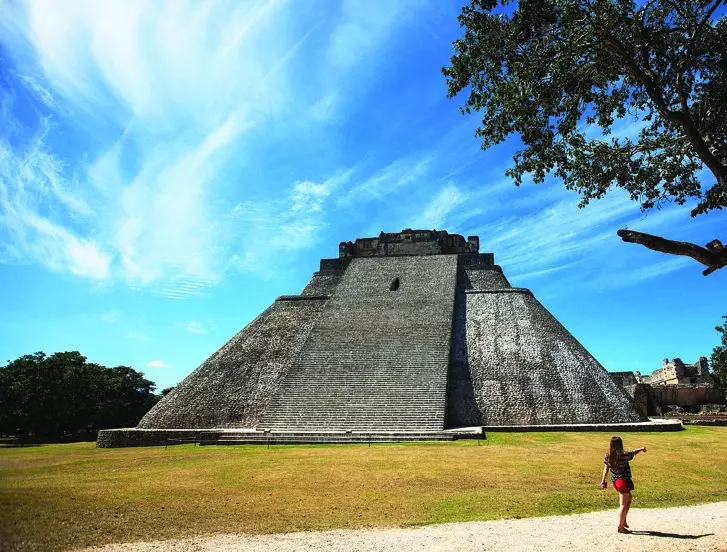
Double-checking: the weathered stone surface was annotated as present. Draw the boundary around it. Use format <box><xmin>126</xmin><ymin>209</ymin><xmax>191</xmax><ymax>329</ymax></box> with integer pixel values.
<box><xmin>463</xmin><ymin>266</ymin><xmax>511</xmax><ymax>290</ymax></box>
<box><xmin>624</xmin><ymin>383</ymin><xmax>725</xmax><ymax>416</ymax></box>
<box><xmin>447</xmin><ymin>267</ymin><xmax>646</xmax><ymax>426</ymax></box>
<box><xmin>138</xmin><ymin>298</ymin><xmax>326</xmax><ymax>429</ymax></box>
<box><xmin>609</xmin><ymin>371</ymin><xmax>639</xmax><ymax>388</ymax></box>
<box><xmin>301</xmin><ymin>269</ymin><xmax>345</xmax><ymax>296</ymax></box>
<box><xmin>339</xmin><ymin>229</ymin><xmax>478</xmax><ymax>258</ymax></box>
<box><xmin>259</xmin><ymin>255</ymin><xmax>459</xmax><ymax>430</ymax></box>
<box><xmin>638</xmin><ymin>357</ymin><xmax>713</xmax><ymax>385</ymax></box>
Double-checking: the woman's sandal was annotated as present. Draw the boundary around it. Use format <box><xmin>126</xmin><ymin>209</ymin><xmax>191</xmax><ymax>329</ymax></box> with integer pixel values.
<box><xmin>617</xmin><ymin>526</ymin><xmax>632</xmax><ymax>534</ymax></box>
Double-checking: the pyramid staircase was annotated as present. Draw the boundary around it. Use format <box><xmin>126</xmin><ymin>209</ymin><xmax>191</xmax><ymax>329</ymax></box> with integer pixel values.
<box><xmin>258</xmin><ymin>255</ymin><xmax>459</xmax><ymax>431</ymax></box>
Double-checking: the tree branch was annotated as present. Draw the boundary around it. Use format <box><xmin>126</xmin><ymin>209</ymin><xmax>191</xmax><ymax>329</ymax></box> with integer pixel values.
<box><xmin>617</xmin><ymin>229</ymin><xmax>727</xmax><ymax>275</ymax></box>
<box><xmin>699</xmin><ymin>1</ymin><xmax>724</xmax><ymax>29</ymax></box>
<box><xmin>591</xmin><ymin>19</ymin><xmax>727</xmax><ymax>185</ymax></box>
<box><xmin>662</xmin><ymin>0</ymin><xmax>690</xmax><ymax>20</ymax></box>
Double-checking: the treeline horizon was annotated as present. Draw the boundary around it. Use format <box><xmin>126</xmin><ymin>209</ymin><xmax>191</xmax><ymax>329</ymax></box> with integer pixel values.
<box><xmin>0</xmin><ymin>351</ymin><xmax>173</xmax><ymax>441</ymax></box>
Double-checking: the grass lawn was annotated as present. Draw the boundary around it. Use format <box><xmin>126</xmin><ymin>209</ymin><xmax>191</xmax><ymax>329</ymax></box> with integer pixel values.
<box><xmin>1</xmin><ymin>427</ymin><xmax>726</xmax><ymax>551</ymax></box>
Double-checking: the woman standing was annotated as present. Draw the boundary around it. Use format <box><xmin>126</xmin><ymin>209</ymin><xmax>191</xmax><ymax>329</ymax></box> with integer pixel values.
<box><xmin>600</xmin><ymin>436</ymin><xmax>647</xmax><ymax>533</ymax></box>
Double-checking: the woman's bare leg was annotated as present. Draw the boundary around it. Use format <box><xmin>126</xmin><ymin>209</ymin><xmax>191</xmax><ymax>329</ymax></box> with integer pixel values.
<box><xmin>623</xmin><ymin>492</ymin><xmax>632</xmax><ymax>527</ymax></box>
<box><xmin>618</xmin><ymin>492</ymin><xmax>629</xmax><ymax>531</ymax></box>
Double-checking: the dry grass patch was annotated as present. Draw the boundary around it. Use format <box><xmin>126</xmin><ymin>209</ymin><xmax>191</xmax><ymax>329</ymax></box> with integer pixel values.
<box><xmin>1</xmin><ymin>428</ymin><xmax>726</xmax><ymax>551</ymax></box>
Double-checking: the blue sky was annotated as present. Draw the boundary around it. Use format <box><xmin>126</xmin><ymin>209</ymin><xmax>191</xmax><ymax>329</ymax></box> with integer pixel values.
<box><xmin>0</xmin><ymin>0</ymin><xmax>725</xmax><ymax>391</ymax></box>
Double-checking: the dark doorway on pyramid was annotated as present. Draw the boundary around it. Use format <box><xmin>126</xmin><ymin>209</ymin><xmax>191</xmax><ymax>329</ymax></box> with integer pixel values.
<box><xmin>99</xmin><ymin>229</ymin><xmax>670</xmax><ymax>447</ymax></box>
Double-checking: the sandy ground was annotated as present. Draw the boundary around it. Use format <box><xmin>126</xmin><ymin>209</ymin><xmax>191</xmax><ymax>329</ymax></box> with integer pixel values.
<box><xmin>83</xmin><ymin>501</ymin><xmax>727</xmax><ymax>552</ymax></box>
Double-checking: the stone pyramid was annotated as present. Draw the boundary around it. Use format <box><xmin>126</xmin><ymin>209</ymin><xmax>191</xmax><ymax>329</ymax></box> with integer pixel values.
<box><xmin>135</xmin><ymin>229</ymin><xmax>645</xmax><ymax>435</ymax></box>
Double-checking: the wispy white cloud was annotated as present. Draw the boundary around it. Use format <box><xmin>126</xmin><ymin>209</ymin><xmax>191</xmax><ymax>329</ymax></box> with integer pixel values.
<box><xmin>230</xmin><ymin>168</ymin><xmax>355</xmax><ymax>275</ymax></box>
<box><xmin>3</xmin><ymin>0</ymin><xmax>713</xmax><ymax>300</ymax></box>
<box><xmin>0</xmin><ymin>0</ymin><xmax>426</xmax><ymax>288</ymax></box>
<box><xmin>289</xmin><ymin>168</ymin><xmax>354</xmax><ymax>214</ymax></box>
<box><xmin>1</xmin><ymin>0</ymin><xmax>297</xmax><ymax>288</ymax></box>
<box><xmin>179</xmin><ymin>320</ymin><xmax>217</xmax><ymax>335</ymax></box>
<box><xmin>290</xmin><ymin>181</ymin><xmax>333</xmax><ymax>213</ymax></box>
<box><xmin>17</xmin><ymin>74</ymin><xmax>57</xmax><ymax>109</ymax></box>
<box><xmin>581</xmin><ymin>112</ymin><xmax>649</xmax><ymax>142</ymax></box>
<box><xmin>480</xmin><ymin>192</ymin><xmax>635</xmax><ymax>271</ymax></box>
<box><xmin>510</xmin><ymin>260</ymin><xmax>586</xmax><ymax>282</ymax></box>
<box><xmin>100</xmin><ymin>309</ymin><xmax>120</xmax><ymax>324</ymax></box>
<box><xmin>326</xmin><ymin>0</ymin><xmax>417</xmax><ymax>71</ymax></box>
<box><xmin>339</xmin><ymin>155</ymin><xmax>432</xmax><ymax>205</ymax></box>
<box><xmin>595</xmin><ymin>256</ymin><xmax>693</xmax><ymax>289</ymax></box>
<box><xmin>155</xmin><ymin>275</ymin><xmax>217</xmax><ymax>301</ymax></box>
<box><xmin>0</xmin><ymin>132</ymin><xmax>112</xmax><ymax>280</ymax></box>
<box><xmin>409</xmin><ymin>182</ymin><xmax>468</xmax><ymax>229</ymax></box>
<box><xmin>147</xmin><ymin>359</ymin><xmax>172</xmax><ymax>368</ymax></box>
<box><xmin>185</xmin><ymin>321</ymin><xmax>207</xmax><ymax>334</ymax></box>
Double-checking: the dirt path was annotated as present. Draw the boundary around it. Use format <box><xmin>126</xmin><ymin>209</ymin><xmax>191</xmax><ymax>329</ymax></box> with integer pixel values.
<box><xmin>84</xmin><ymin>501</ymin><xmax>727</xmax><ymax>552</ymax></box>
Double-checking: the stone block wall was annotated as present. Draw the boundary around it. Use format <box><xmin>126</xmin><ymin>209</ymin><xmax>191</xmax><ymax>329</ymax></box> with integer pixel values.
<box><xmin>97</xmin><ymin>429</ymin><xmax>223</xmax><ymax>448</ymax></box>
<box><xmin>610</xmin><ymin>371</ymin><xmax>639</xmax><ymax>388</ymax></box>
<box><xmin>623</xmin><ymin>383</ymin><xmax>724</xmax><ymax>415</ymax></box>
<box><xmin>650</xmin><ymin>385</ymin><xmax>725</xmax><ymax>409</ymax></box>
<box><xmin>383</xmin><ymin>241</ymin><xmax>442</xmax><ymax>256</ymax></box>
<box><xmin>340</xmin><ymin>229</ymin><xmax>477</xmax><ymax>258</ymax></box>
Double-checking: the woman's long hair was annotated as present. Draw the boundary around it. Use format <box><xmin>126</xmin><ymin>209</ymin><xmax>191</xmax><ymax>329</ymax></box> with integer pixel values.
<box><xmin>607</xmin><ymin>436</ymin><xmax>625</xmax><ymax>469</ymax></box>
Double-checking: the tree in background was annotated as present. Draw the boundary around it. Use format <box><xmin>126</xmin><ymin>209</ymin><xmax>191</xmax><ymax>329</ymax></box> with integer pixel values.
<box><xmin>711</xmin><ymin>314</ymin><xmax>727</xmax><ymax>393</ymax></box>
<box><xmin>444</xmin><ymin>0</ymin><xmax>726</xmax><ymax>275</ymax></box>
<box><xmin>0</xmin><ymin>352</ymin><xmax>160</xmax><ymax>440</ymax></box>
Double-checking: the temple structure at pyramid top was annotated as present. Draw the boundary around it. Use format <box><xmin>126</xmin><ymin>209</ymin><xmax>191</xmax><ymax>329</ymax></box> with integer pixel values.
<box><xmin>338</xmin><ymin>228</ymin><xmax>480</xmax><ymax>257</ymax></box>
<box><xmin>98</xmin><ymin>229</ymin><xmax>672</xmax><ymax>447</ymax></box>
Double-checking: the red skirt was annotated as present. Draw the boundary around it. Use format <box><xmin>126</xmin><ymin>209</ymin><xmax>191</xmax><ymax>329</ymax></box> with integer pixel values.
<box><xmin>613</xmin><ymin>477</ymin><xmax>635</xmax><ymax>493</ymax></box>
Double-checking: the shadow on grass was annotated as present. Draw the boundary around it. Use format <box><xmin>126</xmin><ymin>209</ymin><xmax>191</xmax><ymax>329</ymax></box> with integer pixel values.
<box><xmin>0</xmin><ymin>436</ymin><xmax>96</xmax><ymax>447</ymax></box>
<box><xmin>631</xmin><ymin>531</ymin><xmax>714</xmax><ymax>539</ymax></box>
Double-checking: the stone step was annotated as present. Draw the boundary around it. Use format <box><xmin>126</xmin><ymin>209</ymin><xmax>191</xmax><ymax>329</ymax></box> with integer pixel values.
<box><xmin>262</xmin><ymin>418</ymin><xmax>444</xmax><ymax>421</ymax></box>
<box><xmin>260</xmin><ymin>418</ymin><xmax>445</xmax><ymax>424</ymax></box>
<box><xmin>204</xmin><ymin>438</ymin><xmax>453</xmax><ymax>445</ymax></box>
<box><xmin>201</xmin><ymin>436</ymin><xmax>455</xmax><ymax>445</ymax></box>
<box><xmin>264</xmin><ymin>417</ymin><xmax>446</xmax><ymax>420</ymax></box>
<box><xmin>261</xmin><ymin>412</ymin><xmax>445</xmax><ymax>417</ymax></box>
<box><xmin>264</xmin><ymin>397</ymin><xmax>446</xmax><ymax>404</ymax></box>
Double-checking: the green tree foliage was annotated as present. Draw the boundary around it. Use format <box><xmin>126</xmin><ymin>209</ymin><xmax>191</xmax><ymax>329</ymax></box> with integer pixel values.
<box><xmin>711</xmin><ymin>315</ymin><xmax>727</xmax><ymax>393</ymax></box>
<box><xmin>0</xmin><ymin>352</ymin><xmax>159</xmax><ymax>439</ymax></box>
<box><xmin>444</xmin><ymin>0</ymin><xmax>727</xmax><ymax>274</ymax></box>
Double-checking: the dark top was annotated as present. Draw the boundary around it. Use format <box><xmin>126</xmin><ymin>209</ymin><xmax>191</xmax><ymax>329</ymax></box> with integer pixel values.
<box><xmin>604</xmin><ymin>451</ymin><xmax>635</xmax><ymax>482</ymax></box>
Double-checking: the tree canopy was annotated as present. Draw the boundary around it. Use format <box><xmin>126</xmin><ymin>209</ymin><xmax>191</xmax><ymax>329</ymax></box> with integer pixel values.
<box><xmin>711</xmin><ymin>314</ymin><xmax>727</xmax><ymax>393</ymax></box>
<box><xmin>0</xmin><ymin>351</ymin><xmax>160</xmax><ymax>440</ymax></box>
<box><xmin>444</xmin><ymin>0</ymin><xmax>726</xmax><ymax>275</ymax></box>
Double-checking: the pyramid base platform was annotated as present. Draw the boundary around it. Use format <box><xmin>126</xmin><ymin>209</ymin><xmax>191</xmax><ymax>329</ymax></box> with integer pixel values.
<box><xmin>97</xmin><ymin>420</ymin><xmax>682</xmax><ymax>448</ymax></box>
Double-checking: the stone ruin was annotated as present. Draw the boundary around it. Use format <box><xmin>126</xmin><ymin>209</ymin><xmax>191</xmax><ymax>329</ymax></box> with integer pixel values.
<box><xmin>639</xmin><ymin>357</ymin><xmax>713</xmax><ymax>386</ymax></box>
<box><xmin>98</xmin><ymin>229</ymin><xmax>655</xmax><ymax>447</ymax></box>
<box><xmin>611</xmin><ymin>357</ymin><xmax>725</xmax><ymax>416</ymax></box>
